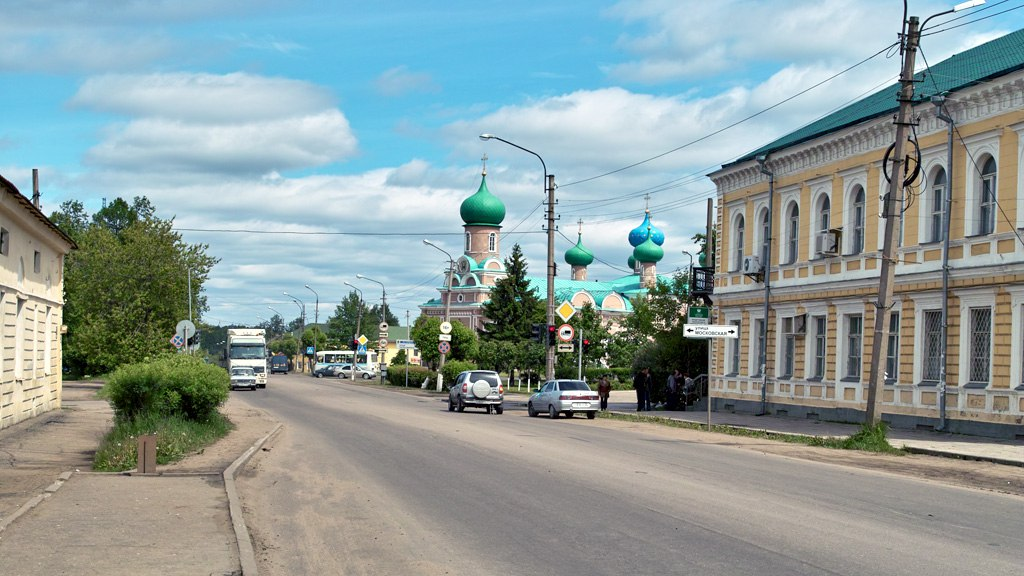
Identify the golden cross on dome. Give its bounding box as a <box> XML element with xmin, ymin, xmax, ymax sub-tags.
<box><xmin>481</xmin><ymin>153</ymin><xmax>488</xmax><ymax>175</ymax></box>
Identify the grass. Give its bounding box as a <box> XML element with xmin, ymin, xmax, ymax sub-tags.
<box><xmin>93</xmin><ymin>411</ymin><xmax>234</xmax><ymax>472</ymax></box>
<box><xmin>599</xmin><ymin>412</ymin><xmax>904</xmax><ymax>455</ymax></box>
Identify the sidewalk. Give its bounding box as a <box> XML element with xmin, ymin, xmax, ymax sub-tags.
<box><xmin>0</xmin><ymin>382</ymin><xmax>276</xmax><ymax>576</ymax></box>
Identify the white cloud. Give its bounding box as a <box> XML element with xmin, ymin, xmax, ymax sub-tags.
<box><xmin>374</xmin><ymin>66</ymin><xmax>441</xmax><ymax>97</ymax></box>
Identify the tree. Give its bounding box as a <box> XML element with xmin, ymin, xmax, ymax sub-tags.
<box><xmin>558</xmin><ymin>303</ymin><xmax>611</xmax><ymax>373</ymax></box>
<box><xmin>480</xmin><ymin>244</ymin><xmax>543</xmax><ymax>340</ymax></box>
<box><xmin>326</xmin><ymin>291</ymin><xmax>369</xmax><ymax>345</ymax></box>
<box><xmin>54</xmin><ymin>198</ymin><xmax>218</xmax><ymax>376</ymax></box>
<box><xmin>411</xmin><ymin>316</ymin><xmax>477</xmax><ymax>367</ymax></box>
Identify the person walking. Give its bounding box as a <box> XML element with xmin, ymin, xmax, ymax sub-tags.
<box><xmin>666</xmin><ymin>369</ymin><xmax>682</xmax><ymax>410</ymax></box>
<box><xmin>633</xmin><ymin>367</ymin><xmax>652</xmax><ymax>411</ymax></box>
<box><xmin>597</xmin><ymin>375</ymin><xmax>611</xmax><ymax>411</ymax></box>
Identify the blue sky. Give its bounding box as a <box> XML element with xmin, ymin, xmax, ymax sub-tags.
<box><xmin>4</xmin><ymin>0</ymin><xmax>1024</xmax><ymax>328</ymax></box>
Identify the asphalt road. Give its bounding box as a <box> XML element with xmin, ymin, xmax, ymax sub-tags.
<box><xmin>234</xmin><ymin>373</ymin><xmax>1023</xmax><ymax>576</ymax></box>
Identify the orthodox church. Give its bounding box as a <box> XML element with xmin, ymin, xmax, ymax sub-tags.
<box><xmin>419</xmin><ymin>165</ymin><xmax>674</xmax><ymax>331</ymax></box>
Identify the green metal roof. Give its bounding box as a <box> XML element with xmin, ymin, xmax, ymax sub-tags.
<box><xmin>732</xmin><ymin>28</ymin><xmax>1024</xmax><ymax>166</ymax></box>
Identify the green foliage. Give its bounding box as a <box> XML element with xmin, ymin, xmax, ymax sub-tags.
<box><xmin>93</xmin><ymin>411</ymin><xmax>233</xmax><ymax>471</ymax></box>
<box><xmin>325</xmin><ymin>291</ymin><xmax>370</xmax><ymax>345</ymax></box>
<box><xmin>54</xmin><ymin>197</ymin><xmax>218</xmax><ymax>376</ymax></box>
<box><xmin>384</xmin><ymin>365</ymin><xmax>436</xmax><ymax>388</ymax></box>
<box><xmin>101</xmin><ymin>354</ymin><xmax>229</xmax><ymax>422</ymax></box>
<box><xmin>269</xmin><ymin>334</ymin><xmax>298</xmax><ymax>355</ymax></box>
<box><xmin>440</xmin><ymin>360</ymin><xmax>477</xmax><ymax>389</ymax></box>
<box><xmin>411</xmin><ymin>316</ymin><xmax>477</xmax><ymax>367</ymax></box>
<box><xmin>480</xmin><ymin>244</ymin><xmax>543</xmax><ymax>341</ymax></box>
<box><xmin>391</xmin><ymin>349</ymin><xmax>408</xmax><ymax>365</ymax></box>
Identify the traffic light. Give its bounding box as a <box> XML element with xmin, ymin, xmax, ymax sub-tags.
<box><xmin>582</xmin><ymin>338</ymin><xmax>591</xmax><ymax>353</ymax></box>
<box><xmin>547</xmin><ymin>324</ymin><xmax>557</xmax><ymax>347</ymax></box>
<box><xmin>530</xmin><ymin>323</ymin><xmax>542</xmax><ymax>343</ymax></box>
<box><xmin>351</xmin><ymin>338</ymin><xmax>359</xmax><ymax>350</ymax></box>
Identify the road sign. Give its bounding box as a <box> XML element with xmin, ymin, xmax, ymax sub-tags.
<box><xmin>688</xmin><ymin>306</ymin><xmax>710</xmax><ymax>325</ymax></box>
<box><xmin>378</xmin><ymin>332</ymin><xmax>389</xmax><ymax>339</ymax></box>
<box><xmin>683</xmin><ymin>324</ymin><xmax>739</xmax><ymax>339</ymax></box>
<box><xmin>378</xmin><ymin>338</ymin><xmax>389</xmax><ymax>348</ymax></box>
<box><xmin>379</xmin><ymin>322</ymin><xmax>389</xmax><ymax>332</ymax></box>
<box><xmin>438</xmin><ymin>334</ymin><xmax>452</xmax><ymax>342</ymax></box>
<box><xmin>438</xmin><ymin>341</ymin><xmax>451</xmax><ymax>354</ymax></box>
<box><xmin>557</xmin><ymin>323</ymin><xmax>575</xmax><ymax>342</ymax></box>
<box><xmin>170</xmin><ymin>334</ymin><xmax>184</xmax><ymax>348</ymax></box>
<box><xmin>357</xmin><ymin>335</ymin><xmax>368</xmax><ymax>346</ymax></box>
<box><xmin>357</xmin><ymin>344</ymin><xmax>367</xmax><ymax>354</ymax></box>
<box><xmin>556</xmin><ymin>343</ymin><xmax>574</xmax><ymax>353</ymax></box>
<box><xmin>556</xmin><ymin>301</ymin><xmax>576</xmax><ymax>322</ymax></box>
<box><xmin>175</xmin><ymin>319</ymin><xmax>196</xmax><ymax>339</ymax></box>
<box><xmin>306</xmin><ymin>346</ymin><xmax>315</xmax><ymax>355</ymax></box>
<box><xmin>439</xmin><ymin>321</ymin><xmax>452</xmax><ymax>334</ymax></box>
<box><xmin>397</xmin><ymin>339</ymin><xmax>416</xmax><ymax>349</ymax></box>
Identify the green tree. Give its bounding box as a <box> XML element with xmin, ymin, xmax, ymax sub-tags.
<box><xmin>54</xmin><ymin>198</ymin><xmax>218</xmax><ymax>376</ymax></box>
<box><xmin>480</xmin><ymin>244</ymin><xmax>543</xmax><ymax>340</ymax></box>
<box><xmin>270</xmin><ymin>334</ymin><xmax>299</xmax><ymax>356</ymax></box>
<box><xmin>325</xmin><ymin>291</ymin><xmax>370</xmax><ymax>346</ymax></box>
<box><xmin>411</xmin><ymin>316</ymin><xmax>477</xmax><ymax>367</ymax></box>
<box><xmin>557</xmin><ymin>303</ymin><xmax>611</xmax><ymax>374</ymax></box>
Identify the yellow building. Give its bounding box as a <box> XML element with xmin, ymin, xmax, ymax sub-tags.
<box><xmin>0</xmin><ymin>173</ymin><xmax>76</xmax><ymax>430</ymax></box>
<box><xmin>708</xmin><ymin>29</ymin><xmax>1024</xmax><ymax>437</ymax></box>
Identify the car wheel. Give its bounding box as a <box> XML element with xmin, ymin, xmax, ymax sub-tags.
<box><xmin>457</xmin><ymin>396</ymin><xmax>466</xmax><ymax>413</ymax></box>
<box><xmin>486</xmin><ymin>405</ymin><xmax>493</xmax><ymax>414</ymax></box>
<box><xmin>587</xmin><ymin>411</ymin><xmax>596</xmax><ymax>420</ymax></box>
<box><xmin>495</xmin><ymin>405</ymin><xmax>503</xmax><ymax>415</ymax></box>
<box><xmin>565</xmin><ymin>411</ymin><xmax>574</xmax><ymax>419</ymax></box>
<box><xmin>528</xmin><ymin>402</ymin><xmax>537</xmax><ymax>417</ymax></box>
<box><xmin>315</xmin><ymin>373</ymin><xmax>323</xmax><ymax>378</ymax></box>
<box><xmin>548</xmin><ymin>404</ymin><xmax>558</xmax><ymax>419</ymax></box>
<box><xmin>362</xmin><ymin>373</ymin><xmax>372</xmax><ymax>379</ymax></box>
<box><xmin>448</xmin><ymin>396</ymin><xmax>455</xmax><ymax>412</ymax></box>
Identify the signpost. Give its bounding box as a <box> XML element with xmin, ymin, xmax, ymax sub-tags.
<box><xmin>438</xmin><ymin>341</ymin><xmax>451</xmax><ymax>354</ymax></box>
<box><xmin>397</xmin><ymin>339</ymin><xmax>416</xmax><ymax>349</ymax></box>
<box><xmin>556</xmin><ymin>301</ymin><xmax>576</xmax><ymax>322</ymax></box>
<box><xmin>556</xmin><ymin>343</ymin><xmax>574</xmax><ymax>353</ymax></box>
<box><xmin>557</xmin><ymin>324</ymin><xmax>574</xmax><ymax>342</ymax></box>
<box><xmin>683</xmin><ymin>324</ymin><xmax>739</xmax><ymax>339</ymax></box>
<box><xmin>687</xmin><ymin>306</ymin><xmax>710</xmax><ymax>325</ymax></box>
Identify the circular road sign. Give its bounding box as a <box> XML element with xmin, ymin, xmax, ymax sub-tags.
<box><xmin>439</xmin><ymin>321</ymin><xmax>453</xmax><ymax>334</ymax></box>
<box><xmin>378</xmin><ymin>338</ymin><xmax>389</xmax><ymax>349</ymax></box>
<box><xmin>379</xmin><ymin>322</ymin><xmax>389</xmax><ymax>332</ymax></box>
<box><xmin>558</xmin><ymin>323</ymin><xmax>575</xmax><ymax>342</ymax></box>
<box><xmin>438</xmin><ymin>341</ymin><xmax>451</xmax><ymax>354</ymax></box>
<box><xmin>175</xmin><ymin>319</ymin><xmax>196</xmax><ymax>339</ymax></box>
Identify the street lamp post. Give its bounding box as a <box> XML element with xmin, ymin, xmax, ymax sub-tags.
<box><xmin>344</xmin><ymin>281</ymin><xmax>364</xmax><ymax>381</ymax></box>
<box><xmin>356</xmin><ymin>274</ymin><xmax>387</xmax><ymax>378</ymax></box>
<box><xmin>424</xmin><ymin>239</ymin><xmax>455</xmax><ymax>390</ymax></box>
<box><xmin>681</xmin><ymin>250</ymin><xmax>694</xmax><ymax>302</ymax></box>
<box><xmin>755</xmin><ymin>154</ymin><xmax>775</xmax><ymax>417</ymax></box>
<box><xmin>305</xmin><ymin>284</ymin><xmax>320</xmax><ymax>366</ymax></box>
<box><xmin>480</xmin><ymin>133</ymin><xmax>556</xmax><ymax>381</ymax></box>
<box><xmin>283</xmin><ymin>292</ymin><xmax>305</xmax><ymax>372</ymax></box>
<box><xmin>933</xmin><ymin>95</ymin><xmax>955</xmax><ymax>432</ymax></box>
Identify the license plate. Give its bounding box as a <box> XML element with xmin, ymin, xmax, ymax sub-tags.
<box><xmin>572</xmin><ymin>402</ymin><xmax>590</xmax><ymax>409</ymax></box>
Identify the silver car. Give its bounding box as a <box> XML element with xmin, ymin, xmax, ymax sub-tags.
<box><xmin>334</xmin><ymin>363</ymin><xmax>377</xmax><ymax>379</ymax></box>
<box><xmin>448</xmin><ymin>370</ymin><xmax>504</xmax><ymax>414</ymax></box>
<box><xmin>230</xmin><ymin>367</ymin><xmax>257</xmax><ymax>391</ymax></box>
<box><xmin>528</xmin><ymin>379</ymin><xmax>600</xmax><ymax>419</ymax></box>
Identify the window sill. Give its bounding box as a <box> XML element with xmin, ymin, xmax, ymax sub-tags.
<box><xmin>962</xmin><ymin>382</ymin><xmax>989</xmax><ymax>389</ymax></box>
<box><xmin>840</xmin><ymin>377</ymin><xmax>861</xmax><ymax>383</ymax></box>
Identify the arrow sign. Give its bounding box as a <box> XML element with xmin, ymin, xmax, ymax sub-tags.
<box><xmin>683</xmin><ymin>324</ymin><xmax>739</xmax><ymax>339</ymax></box>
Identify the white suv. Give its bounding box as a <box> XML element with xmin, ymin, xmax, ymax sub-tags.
<box><xmin>448</xmin><ymin>370</ymin><xmax>504</xmax><ymax>414</ymax></box>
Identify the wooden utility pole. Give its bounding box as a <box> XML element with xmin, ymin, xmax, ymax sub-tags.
<box><xmin>866</xmin><ymin>16</ymin><xmax>920</xmax><ymax>424</ymax></box>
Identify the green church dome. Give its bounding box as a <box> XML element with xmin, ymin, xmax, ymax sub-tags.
<box><xmin>627</xmin><ymin>255</ymin><xmax>637</xmax><ymax>269</ymax></box>
<box><xmin>633</xmin><ymin>231</ymin><xmax>664</xmax><ymax>263</ymax></box>
<box><xmin>460</xmin><ymin>174</ymin><xmax>505</xmax><ymax>227</ymax></box>
<box><xmin>565</xmin><ymin>233</ymin><xmax>594</xmax><ymax>267</ymax></box>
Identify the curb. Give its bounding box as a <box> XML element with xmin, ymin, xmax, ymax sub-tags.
<box><xmin>0</xmin><ymin>471</ymin><xmax>73</xmax><ymax>534</ymax></box>
<box><xmin>224</xmin><ymin>423</ymin><xmax>283</xmax><ymax>576</ymax></box>
<box><xmin>902</xmin><ymin>446</ymin><xmax>1024</xmax><ymax>468</ymax></box>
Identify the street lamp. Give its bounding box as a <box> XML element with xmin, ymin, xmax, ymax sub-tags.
<box><xmin>755</xmin><ymin>154</ymin><xmax>775</xmax><ymax>417</ymax></box>
<box><xmin>344</xmin><ymin>281</ymin><xmax>364</xmax><ymax>380</ymax></box>
<box><xmin>283</xmin><ymin>292</ymin><xmax>305</xmax><ymax>371</ymax></box>
<box><xmin>480</xmin><ymin>133</ymin><xmax>556</xmax><ymax>381</ymax></box>
<box><xmin>681</xmin><ymin>250</ymin><xmax>694</xmax><ymax>302</ymax></box>
<box><xmin>305</xmin><ymin>284</ymin><xmax>320</xmax><ymax>364</ymax></box>
<box><xmin>356</xmin><ymin>274</ymin><xmax>387</xmax><ymax>376</ymax></box>
<box><xmin>424</xmin><ymin>239</ymin><xmax>455</xmax><ymax>389</ymax></box>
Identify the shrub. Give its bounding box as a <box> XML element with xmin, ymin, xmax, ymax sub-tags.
<box><xmin>385</xmin><ymin>365</ymin><xmax>436</xmax><ymax>388</ymax></box>
<box><xmin>102</xmin><ymin>354</ymin><xmax>229</xmax><ymax>421</ymax></box>
<box><xmin>441</xmin><ymin>360</ymin><xmax>476</xmax><ymax>389</ymax></box>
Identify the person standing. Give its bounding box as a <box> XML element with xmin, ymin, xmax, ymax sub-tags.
<box><xmin>666</xmin><ymin>369</ymin><xmax>682</xmax><ymax>410</ymax></box>
<box><xmin>633</xmin><ymin>367</ymin><xmax>652</xmax><ymax>411</ymax></box>
<box><xmin>597</xmin><ymin>375</ymin><xmax>612</xmax><ymax>411</ymax></box>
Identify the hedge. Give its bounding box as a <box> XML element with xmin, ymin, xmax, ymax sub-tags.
<box><xmin>101</xmin><ymin>354</ymin><xmax>229</xmax><ymax>421</ymax></box>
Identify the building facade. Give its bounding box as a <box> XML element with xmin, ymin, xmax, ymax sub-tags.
<box><xmin>708</xmin><ymin>30</ymin><xmax>1024</xmax><ymax>437</ymax></box>
<box><xmin>0</xmin><ymin>174</ymin><xmax>76</xmax><ymax>431</ymax></box>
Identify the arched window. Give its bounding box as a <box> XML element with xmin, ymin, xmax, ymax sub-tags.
<box><xmin>979</xmin><ymin>157</ymin><xmax>996</xmax><ymax>235</ymax></box>
<box><xmin>786</xmin><ymin>203</ymin><xmax>799</xmax><ymax>264</ymax></box>
<box><xmin>465</xmin><ymin>232</ymin><xmax>471</xmax><ymax>252</ymax></box>
<box><xmin>761</xmin><ymin>209</ymin><xmax>770</xmax><ymax>265</ymax></box>
<box><xmin>488</xmin><ymin>232</ymin><xmax>496</xmax><ymax>252</ymax></box>
<box><xmin>819</xmin><ymin>196</ymin><xmax>831</xmax><ymax>234</ymax></box>
<box><xmin>733</xmin><ymin>215</ymin><xmax>745</xmax><ymax>271</ymax></box>
<box><xmin>852</xmin><ymin>186</ymin><xmax>865</xmax><ymax>254</ymax></box>
<box><xmin>931</xmin><ymin>167</ymin><xmax>946</xmax><ymax>243</ymax></box>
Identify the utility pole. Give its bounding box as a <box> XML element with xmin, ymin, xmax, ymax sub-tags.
<box><xmin>866</xmin><ymin>16</ymin><xmax>920</xmax><ymax>425</ymax></box>
<box><xmin>545</xmin><ymin>173</ymin><xmax>557</xmax><ymax>381</ymax></box>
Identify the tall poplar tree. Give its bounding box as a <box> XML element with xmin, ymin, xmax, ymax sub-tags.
<box><xmin>480</xmin><ymin>243</ymin><xmax>543</xmax><ymax>341</ymax></box>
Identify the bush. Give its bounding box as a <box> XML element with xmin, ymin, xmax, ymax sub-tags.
<box><xmin>102</xmin><ymin>354</ymin><xmax>229</xmax><ymax>421</ymax></box>
<box><xmin>441</xmin><ymin>360</ymin><xmax>477</xmax><ymax>389</ymax></box>
<box><xmin>385</xmin><ymin>365</ymin><xmax>436</xmax><ymax>388</ymax></box>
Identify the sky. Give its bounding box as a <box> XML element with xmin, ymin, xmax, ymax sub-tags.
<box><xmin>4</xmin><ymin>0</ymin><xmax>1024</xmax><ymax>329</ymax></box>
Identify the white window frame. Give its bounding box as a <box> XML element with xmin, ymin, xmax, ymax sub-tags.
<box><xmin>733</xmin><ymin>213</ymin><xmax>745</xmax><ymax>272</ymax></box>
<box><xmin>957</xmin><ymin>289</ymin><xmax>996</xmax><ymax>388</ymax></box>
<box><xmin>488</xmin><ymin>232</ymin><xmax>497</xmax><ymax>252</ymax></box>
<box><xmin>785</xmin><ymin>202</ymin><xmax>799</xmax><ymax>265</ymax></box>
<box><xmin>850</xmin><ymin>186</ymin><xmax>866</xmax><ymax>255</ymax></box>
<box><xmin>930</xmin><ymin>166</ymin><xmax>947</xmax><ymax>243</ymax></box>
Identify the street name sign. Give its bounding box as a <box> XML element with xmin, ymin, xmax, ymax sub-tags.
<box><xmin>683</xmin><ymin>324</ymin><xmax>739</xmax><ymax>339</ymax></box>
<box><xmin>397</xmin><ymin>339</ymin><xmax>416</xmax><ymax>349</ymax></box>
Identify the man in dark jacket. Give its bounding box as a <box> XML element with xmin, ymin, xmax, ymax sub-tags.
<box><xmin>633</xmin><ymin>367</ymin><xmax>652</xmax><ymax>411</ymax></box>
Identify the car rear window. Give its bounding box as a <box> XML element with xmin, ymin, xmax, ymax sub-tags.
<box><xmin>468</xmin><ymin>372</ymin><xmax>500</xmax><ymax>386</ymax></box>
<box><xmin>559</xmin><ymin>381</ymin><xmax>590</xmax><ymax>391</ymax></box>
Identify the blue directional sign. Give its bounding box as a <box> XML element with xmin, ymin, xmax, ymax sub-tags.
<box><xmin>357</xmin><ymin>344</ymin><xmax>367</xmax><ymax>355</ymax></box>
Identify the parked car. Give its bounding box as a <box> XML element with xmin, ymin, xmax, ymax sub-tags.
<box><xmin>448</xmin><ymin>370</ymin><xmax>503</xmax><ymax>414</ymax></box>
<box><xmin>335</xmin><ymin>363</ymin><xmax>377</xmax><ymax>379</ymax></box>
<box><xmin>528</xmin><ymin>379</ymin><xmax>599</xmax><ymax>419</ymax></box>
<box><xmin>269</xmin><ymin>355</ymin><xmax>289</xmax><ymax>374</ymax></box>
<box><xmin>230</xmin><ymin>366</ymin><xmax>258</xmax><ymax>391</ymax></box>
<box><xmin>312</xmin><ymin>363</ymin><xmax>344</xmax><ymax>378</ymax></box>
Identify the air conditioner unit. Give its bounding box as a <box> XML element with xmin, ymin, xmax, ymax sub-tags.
<box><xmin>814</xmin><ymin>230</ymin><xmax>840</xmax><ymax>256</ymax></box>
<box><xmin>742</xmin><ymin>255</ymin><xmax>763</xmax><ymax>275</ymax></box>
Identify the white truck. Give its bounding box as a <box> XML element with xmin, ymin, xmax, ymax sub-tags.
<box><xmin>226</xmin><ymin>328</ymin><xmax>268</xmax><ymax>388</ymax></box>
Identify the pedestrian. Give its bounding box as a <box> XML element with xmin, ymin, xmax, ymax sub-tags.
<box><xmin>683</xmin><ymin>372</ymin><xmax>695</xmax><ymax>409</ymax></box>
<box><xmin>633</xmin><ymin>367</ymin><xmax>652</xmax><ymax>411</ymax></box>
<box><xmin>597</xmin><ymin>375</ymin><xmax>612</xmax><ymax>411</ymax></box>
<box><xmin>666</xmin><ymin>368</ymin><xmax>682</xmax><ymax>410</ymax></box>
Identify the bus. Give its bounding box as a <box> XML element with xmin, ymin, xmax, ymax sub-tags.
<box><xmin>315</xmin><ymin>349</ymin><xmax>378</xmax><ymax>368</ymax></box>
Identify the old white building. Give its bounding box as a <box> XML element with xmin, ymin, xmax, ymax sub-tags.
<box><xmin>0</xmin><ymin>174</ymin><xmax>76</xmax><ymax>430</ymax></box>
